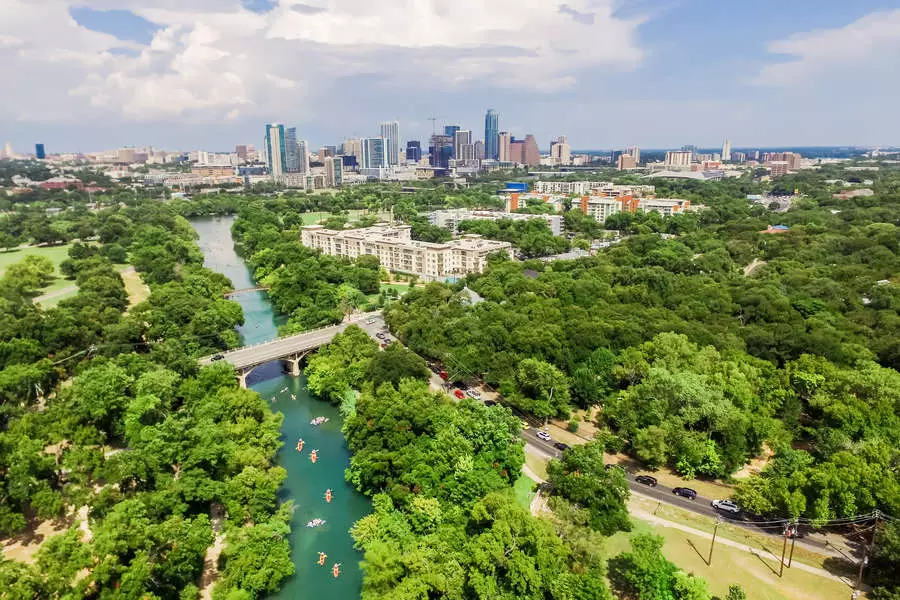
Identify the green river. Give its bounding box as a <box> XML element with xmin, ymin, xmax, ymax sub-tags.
<box><xmin>191</xmin><ymin>216</ymin><xmax>369</xmax><ymax>599</ymax></box>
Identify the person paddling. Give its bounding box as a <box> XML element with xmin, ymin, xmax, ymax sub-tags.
<box><xmin>317</xmin><ymin>552</ymin><xmax>327</xmax><ymax>566</ymax></box>
<box><xmin>325</xmin><ymin>489</ymin><xmax>333</xmax><ymax>503</ymax></box>
<box><xmin>332</xmin><ymin>563</ymin><xmax>341</xmax><ymax>578</ymax></box>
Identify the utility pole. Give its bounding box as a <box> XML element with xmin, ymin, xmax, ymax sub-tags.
<box><xmin>708</xmin><ymin>518</ymin><xmax>720</xmax><ymax>566</ymax></box>
<box><xmin>779</xmin><ymin>522</ymin><xmax>790</xmax><ymax>577</ymax></box>
<box><xmin>787</xmin><ymin>521</ymin><xmax>797</xmax><ymax>568</ymax></box>
<box><xmin>857</xmin><ymin>510</ymin><xmax>880</xmax><ymax>590</ymax></box>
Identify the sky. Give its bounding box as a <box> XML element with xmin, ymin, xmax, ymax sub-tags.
<box><xmin>2</xmin><ymin>0</ymin><xmax>900</xmax><ymax>152</ymax></box>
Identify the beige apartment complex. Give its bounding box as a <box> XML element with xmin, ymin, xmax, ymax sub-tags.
<box><xmin>301</xmin><ymin>224</ymin><xmax>513</xmax><ymax>281</ymax></box>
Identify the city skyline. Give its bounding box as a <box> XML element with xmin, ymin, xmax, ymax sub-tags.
<box><xmin>2</xmin><ymin>1</ymin><xmax>899</xmax><ymax>151</ymax></box>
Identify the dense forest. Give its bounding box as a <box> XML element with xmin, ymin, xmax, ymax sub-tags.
<box><xmin>0</xmin><ymin>198</ymin><xmax>291</xmax><ymax>597</ymax></box>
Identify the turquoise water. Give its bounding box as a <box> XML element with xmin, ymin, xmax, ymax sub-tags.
<box><xmin>191</xmin><ymin>217</ymin><xmax>369</xmax><ymax>599</ymax></box>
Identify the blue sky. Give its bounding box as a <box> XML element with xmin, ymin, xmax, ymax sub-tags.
<box><xmin>2</xmin><ymin>0</ymin><xmax>899</xmax><ymax>152</ymax></box>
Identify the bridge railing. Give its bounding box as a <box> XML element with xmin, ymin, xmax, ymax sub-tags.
<box><xmin>198</xmin><ymin>311</ymin><xmax>382</xmax><ymax>361</ymax></box>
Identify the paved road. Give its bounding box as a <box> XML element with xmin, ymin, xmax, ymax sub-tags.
<box><xmin>198</xmin><ymin>311</ymin><xmax>385</xmax><ymax>369</ymax></box>
<box><xmin>516</xmin><ymin>432</ymin><xmax>855</xmax><ymax>560</ymax></box>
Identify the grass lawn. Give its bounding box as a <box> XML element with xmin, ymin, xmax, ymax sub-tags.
<box><xmin>0</xmin><ymin>244</ymin><xmax>74</xmax><ymax>275</ymax></box>
<box><xmin>300</xmin><ymin>209</ymin><xmax>393</xmax><ymax>226</ymax></box>
<box><xmin>365</xmin><ymin>283</ymin><xmax>411</xmax><ymax>304</ymax></box>
<box><xmin>524</xmin><ymin>453</ymin><xmax>549</xmax><ymax>480</ymax></box>
<box><xmin>606</xmin><ymin>518</ymin><xmax>860</xmax><ymax>600</ymax></box>
<box><xmin>512</xmin><ymin>475</ymin><xmax>536</xmax><ymax>510</ymax></box>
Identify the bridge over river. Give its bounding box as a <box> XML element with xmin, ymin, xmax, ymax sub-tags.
<box><xmin>199</xmin><ymin>311</ymin><xmax>385</xmax><ymax>387</ymax></box>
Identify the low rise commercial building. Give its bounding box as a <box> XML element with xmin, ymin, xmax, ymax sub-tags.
<box><xmin>301</xmin><ymin>224</ymin><xmax>513</xmax><ymax>281</ymax></box>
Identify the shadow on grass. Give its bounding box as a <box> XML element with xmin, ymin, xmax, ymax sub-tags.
<box><xmin>686</xmin><ymin>537</ymin><xmax>709</xmax><ymax>565</ymax></box>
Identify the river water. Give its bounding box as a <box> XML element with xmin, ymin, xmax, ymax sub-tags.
<box><xmin>191</xmin><ymin>216</ymin><xmax>369</xmax><ymax>599</ymax></box>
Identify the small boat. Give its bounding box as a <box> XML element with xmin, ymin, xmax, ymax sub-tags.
<box><xmin>332</xmin><ymin>563</ymin><xmax>341</xmax><ymax>578</ymax></box>
<box><xmin>310</xmin><ymin>450</ymin><xmax>318</xmax><ymax>463</ymax></box>
<box><xmin>325</xmin><ymin>489</ymin><xmax>333</xmax><ymax>503</ymax></box>
<box><xmin>296</xmin><ymin>439</ymin><xmax>304</xmax><ymax>452</ymax></box>
<box><xmin>280</xmin><ymin>387</ymin><xmax>289</xmax><ymax>393</ymax></box>
<box><xmin>317</xmin><ymin>552</ymin><xmax>327</xmax><ymax>566</ymax></box>
<box><xmin>306</xmin><ymin>518</ymin><xmax>326</xmax><ymax>528</ymax></box>
<box><xmin>310</xmin><ymin>416</ymin><xmax>330</xmax><ymax>426</ymax></box>
<box><xmin>291</xmin><ymin>394</ymin><xmax>296</xmax><ymax>400</ymax></box>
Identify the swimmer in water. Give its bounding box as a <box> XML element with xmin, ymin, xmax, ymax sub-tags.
<box><xmin>317</xmin><ymin>552</ymin><xmax>327</xmax><ymax>566</ymax></box>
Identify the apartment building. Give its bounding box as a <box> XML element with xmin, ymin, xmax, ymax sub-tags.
<box><xmin>533</xmin><ymin>180</ymin><xmax>657</xmax><ymax>197</ymax></box>
<box><xmin>429</xmin><ymin>208</ymin><xmax>565</xmax><ymax>236</ymax></box>
<box><xmin>301</xmin><ymin>224</ymin><xmax>513</xmax><ymax>281</ymax></box>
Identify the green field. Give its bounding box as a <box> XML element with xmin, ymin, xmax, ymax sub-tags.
<box><xmin>300</xmin><ymin>210</ymin><xmax>393</xmax><ymax>225</ymax></box>
<box><xmin>0</xmin><ymin>244</ymin><xmax>74</xmax><ymax>275</ymax></box>
<box><xmin>605</xmin><ymin>516</ymin><xmax>859</xmax><ymax>600</ymax></box>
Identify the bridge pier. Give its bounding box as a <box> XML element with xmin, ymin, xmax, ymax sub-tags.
<box><xmin>237</xmin><ymin>370</ymin><xmax>248</xmax><ymax>389</ymax></box>
<box><xmin>283</xmin><ymin>351</ymin><xmax>309</xmax><ymax>377</ymax></box>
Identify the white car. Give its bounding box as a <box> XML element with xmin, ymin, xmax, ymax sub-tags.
<box><xmin>536</xmin><ymin>430</ymin><xmax>551</xmax><ymax>442</ymax></box>
<box><xmin>365</xmin><ymin>318</ymin><xmax>377</xmax><ymax>325</ymax></box>
<box><xmin>711</xmin><ymin>499</ymin><xmax>741</xmax><ymax>514</ymax></box>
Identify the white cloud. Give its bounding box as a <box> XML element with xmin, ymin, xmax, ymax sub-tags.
<box><xmin>755</xmin><ymin>9</ymin><xmax>900</xmax><ymax>86</ymax></box>
<box><xmin>0</xmin><ymin>0</ymin><xmax>646</xmax><ymax>123</ymax></box>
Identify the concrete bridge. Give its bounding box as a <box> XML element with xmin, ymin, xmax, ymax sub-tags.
<box><xmin>223</xmin><ymin>286</ymin><xmax>270</xmax><ymax>298</ymax></box>
<box><xmin>199</xmin><ymin>312</ymin><xmax>384</xmax><ymax>387</ymax></box>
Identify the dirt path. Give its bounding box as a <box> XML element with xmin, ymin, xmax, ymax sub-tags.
<box><xmin>199</xmin><ymin>506</ymin><xmax>226</xmax><ymax>600</ymax></box>
<box><xmin>33</xmin><ymin>284</ymin><xmax>78</xmax><ymax>304</ymax></box>
<box><xmin>743</xmin><ymin>258</ymin><xmax>767</xmax><ymax>276</ymax></box>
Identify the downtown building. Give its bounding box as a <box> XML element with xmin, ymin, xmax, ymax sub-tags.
<box><xmin>301</xmin><ymin>224</ymin><xmax>513</xmax><ymax>281</ymax></box>
<box><xmin>484</xmin><ymin>109</ymin><xmax>499</xmax><ymax>159</ymax></box>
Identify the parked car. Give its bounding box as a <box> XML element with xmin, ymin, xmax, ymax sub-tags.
<box><xmin>375</xmin><ymin>333</ymin><xmax>386</xmax><ymax>340</ymax></box>
<box><xmin>453</xmin><ymin>389</ymin><xmax>466</xmax><ymax>399</ymax></box>
<box><xmin>635</xmin><ymin>475</ymin><xmax>658</xmax><ymax>487</ymax></box>
<box><xmin>439</xmin><ymin>370</ymin><xmax>448</xmax><ymax>381</ymax></box>
<box><xmin>429</xmin><ymin>364</ymin><xmax>442</xmax><ymax>375</ymax></box>
<box><xmin>365</xmin><ymin>318</ymin><xmax>377</xmax><ymax>325</ymax></box>
<box><xmin>673</xmin><ymin>487</ymin><xmax>698</xmax><ymax>500</ymax></box>
<box><xmin>210</xmin><ymin>354</ymin><xmax>224</xmax><ymax>361</ymax></box>
<box><xmin>711</xmin><ymin>499</ymin><xmax>741</xmax><ymax>514</ymax></box>
<box><xmin>483</xmin><ymin>400</ymin><xmax>497</xmax><ymax>407</ymax></box>
<box><xmin>554</xmin><ymin>442</ymin><xmax>570</xmax><ymax>451</ymax></box>
<box><xmin>536</xmin><ymin>430</ymin><xmax>551</xmax><ymax>442</ymax></box>
<box><xmin>466</xmin><ymin>389</ymin><xmax>481</xmax><ymax>399</ymax></box>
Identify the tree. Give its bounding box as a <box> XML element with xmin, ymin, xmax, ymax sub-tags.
<box><xmin>365</xmin><ymin>342</ymin><xmax>429</xmax><ymax>389</ymax></box>
<box><xmin>547</xmin><ymin>440</ymin><xmax>631</xmax><ymax>535</ymax></box>
<box><xmin>513</xmin><ymin>358</ymin><xmax>572</xmax><ymax>420</ymax></box>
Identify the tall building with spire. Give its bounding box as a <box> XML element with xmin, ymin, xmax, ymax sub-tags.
<box><xmin>265</xmin><ymin>123</ymin><xmax>287</xmax><ymax>178</ymax></box>
<box><xmin>484</xmin><ymin>109</ymin><xmax>499</xmax><ymax>160</ymax></box>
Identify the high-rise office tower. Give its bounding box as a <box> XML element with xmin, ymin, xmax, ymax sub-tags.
<box><xmin>453</xmin><ymin>130</ymin><xmax>472</xmax><ymax>159</ymax></box>
<box><xmin>285</xmin><ymin>127</ymin><xmax>299</xmax><ymax>172</ymax></box>
<box><xmin>360</xmin><ymin>137</ymin><xmax>387</xmax><ymax>169</ymax></box>
<box><xmin>35</xmin><ymin>144</ymin><xmax>45</xmax><ymax>159</ymax></box>
<box><xmin>297</xmin><ymin>139</ymin><xmax>310</xmax><ymax>173</ymax></box>
<box><xmin>509</xmin><ymin>139</ymin><xmax>525</xmax><ymax>164</ymax></box>
<box><xmin>627</xmin><ymin>146</ymin><xmax>641</xmax><ymax>164</ymax></box>
<box><xmin>429</xmin><ymin>134</ymin><xmax>453</xmax><ymax>168</ymax></box>
<box><xmin>325</xmin><ymin>156</ymin><xmax>343</xmax><ymax>187</ymax></box>
<box><xmin>523</xmin><ymin>135</ymin><xmax>540</xmax><ymax>166</ymax></box>
<box><xmin>380</xmin><ymin>120</ymin><xmax>401</xmax><ymax>166</ymax></box>
<box><xmin>444</xmin><ymin>125</ymin><xmax>460</xmax><ymax>150</ymax></box>
<box><xmin>406</xmin><ymin>141</ymin><xmax>422</xmax><ymax>162</ymax></box>
<box><xmin>343</xmin><ymin>139</ymin><xmax>362</xmax><ymax>161</ymax></box>
<box><xmin>474</xmin><ymin>140</ymin><xmax>485</xmax><ymax>160</ymax></box>
<box><xmin>550</xmin><ymin>136</ymin><xmax>570</xmax><ymax>165</ymax></box>
<box><xmin>498</xmin><ymin>132</ymin><xmax>511</xmax><ymax>162</ymax></box>
<box><xmin>265</xmin><ymin>124</ymin><xmax>287</xmax><ymax>178</ymax></box>
<box><xmin>722</xmin><ymin>139</ymin><xmax>732</xmax><ymax>162</ymax></box>
<box><xmin>484</xmin><ymin>109</ymin><xmax>499</xmax><ymax>159</ymax></box>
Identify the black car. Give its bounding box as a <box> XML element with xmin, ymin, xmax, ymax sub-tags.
<box><xmin>635</xmin><ymin>475</ymin><xmax>658</xmax><ymax>487</ymax></box>
<box><xmin>429</xmin><ymin>365</ymin><xmax>442</xmax><ymax>375</ymax></box>
<box><xmin>604</xmin><ymin>463</ymin><xmax>623</xmax><ymax>471</ymax></box>
<box><xmin>554</xmin><ymin>442</ymin><xmax>571</xmax><ymax>451</ymax></box>
<box><xmin>672</xmin><ymin>487</ymin><xmax>697</xmax><ymax>500</ymax></box>
<box><xmin>210</xmin><ymin>354</ymin><xmax>225</xmax><ymax>361</ymax></box>
<box><xmin>483</xmin><ymin>400</ymin><xmax>497</xmax><ymax>407</ymax></box>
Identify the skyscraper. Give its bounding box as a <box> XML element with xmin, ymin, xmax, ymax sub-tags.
<box><xmin>474</xmin><ymin>140</ymin><xmax>485</xmax><ymax>161</ymax></box>
<box><xmin>484</xmin><ymin>109</ymin><xmax>499</xmax><ymax>159</ymax></box>
<box><xmin>406</xmin><ymin>141</ymin><xmax>422</xmax><ymax>162</ymax></box>
<box><xmin>380</xmin><ymin>120</ymin><xmax>401</xmax><ymax>166</ymax></box>
<box><xmin>523</xmin><ymin>135</ymin><xmax>540</xmax><ymax>166</ymax></box>
<box><xmin>509</xmin><ymin>139</ymin><xmax>525</xmax><ymax>164</ymax></box>
<box><xmin>325</xmin><ymin>156</ymin><xmax>343</xmax><ymax>187</ymax></box>
<box><xmin>498</xmin><ymin>132</ymin><xmax>511</xmax><ymax>162</ymax></box>
<box><xmin>35</xmin><ymin>143</ymin><xmax>45</xmax><ymax>160</ymax></box>
<box><xmin>444</xmin><ymin>125</ymin><xmax>460</xmax><ymax>154</ymax></box>
<box><xmin>453</xmin><ymin>130</ymin><xmax>472</xmax><ymax>159</ymax></box>
<box><xmin>722</xmin><ymin>139</ymin><xmax>732</xmax><ymax>162</ymax></box>
<box><xmin>297</xmin><ymin>139</ymin><xmax>310</xmax><ymax>174</ymax></box>
<box><xmin>285</xmin><ymin>127</ymin><xmax>299</xmax><ymax>172</ymax></box>
<box><xmin>550</xmin><ymin>136</ymin><xmax>570</xmax><ymax>165</ymax></box>
<box><xmin>265</xmin><ymin>124</ymin><xmax>287</xmax><ymax>178</ymax></box>
<box><xmin>360</xmin><ymin>137</ymin><xmax>387</xmax><ymax>169</ymax></box>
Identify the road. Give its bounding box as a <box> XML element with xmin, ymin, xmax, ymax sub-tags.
<box><xmin>516</xmin><ymin>431</ymin><xmax>856</xmax><ymax>560</ymax></box>
<box><xmin>198</xmin><ymin>311</ymin><xmax>385</xmax><ymax>369</ymax></box>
